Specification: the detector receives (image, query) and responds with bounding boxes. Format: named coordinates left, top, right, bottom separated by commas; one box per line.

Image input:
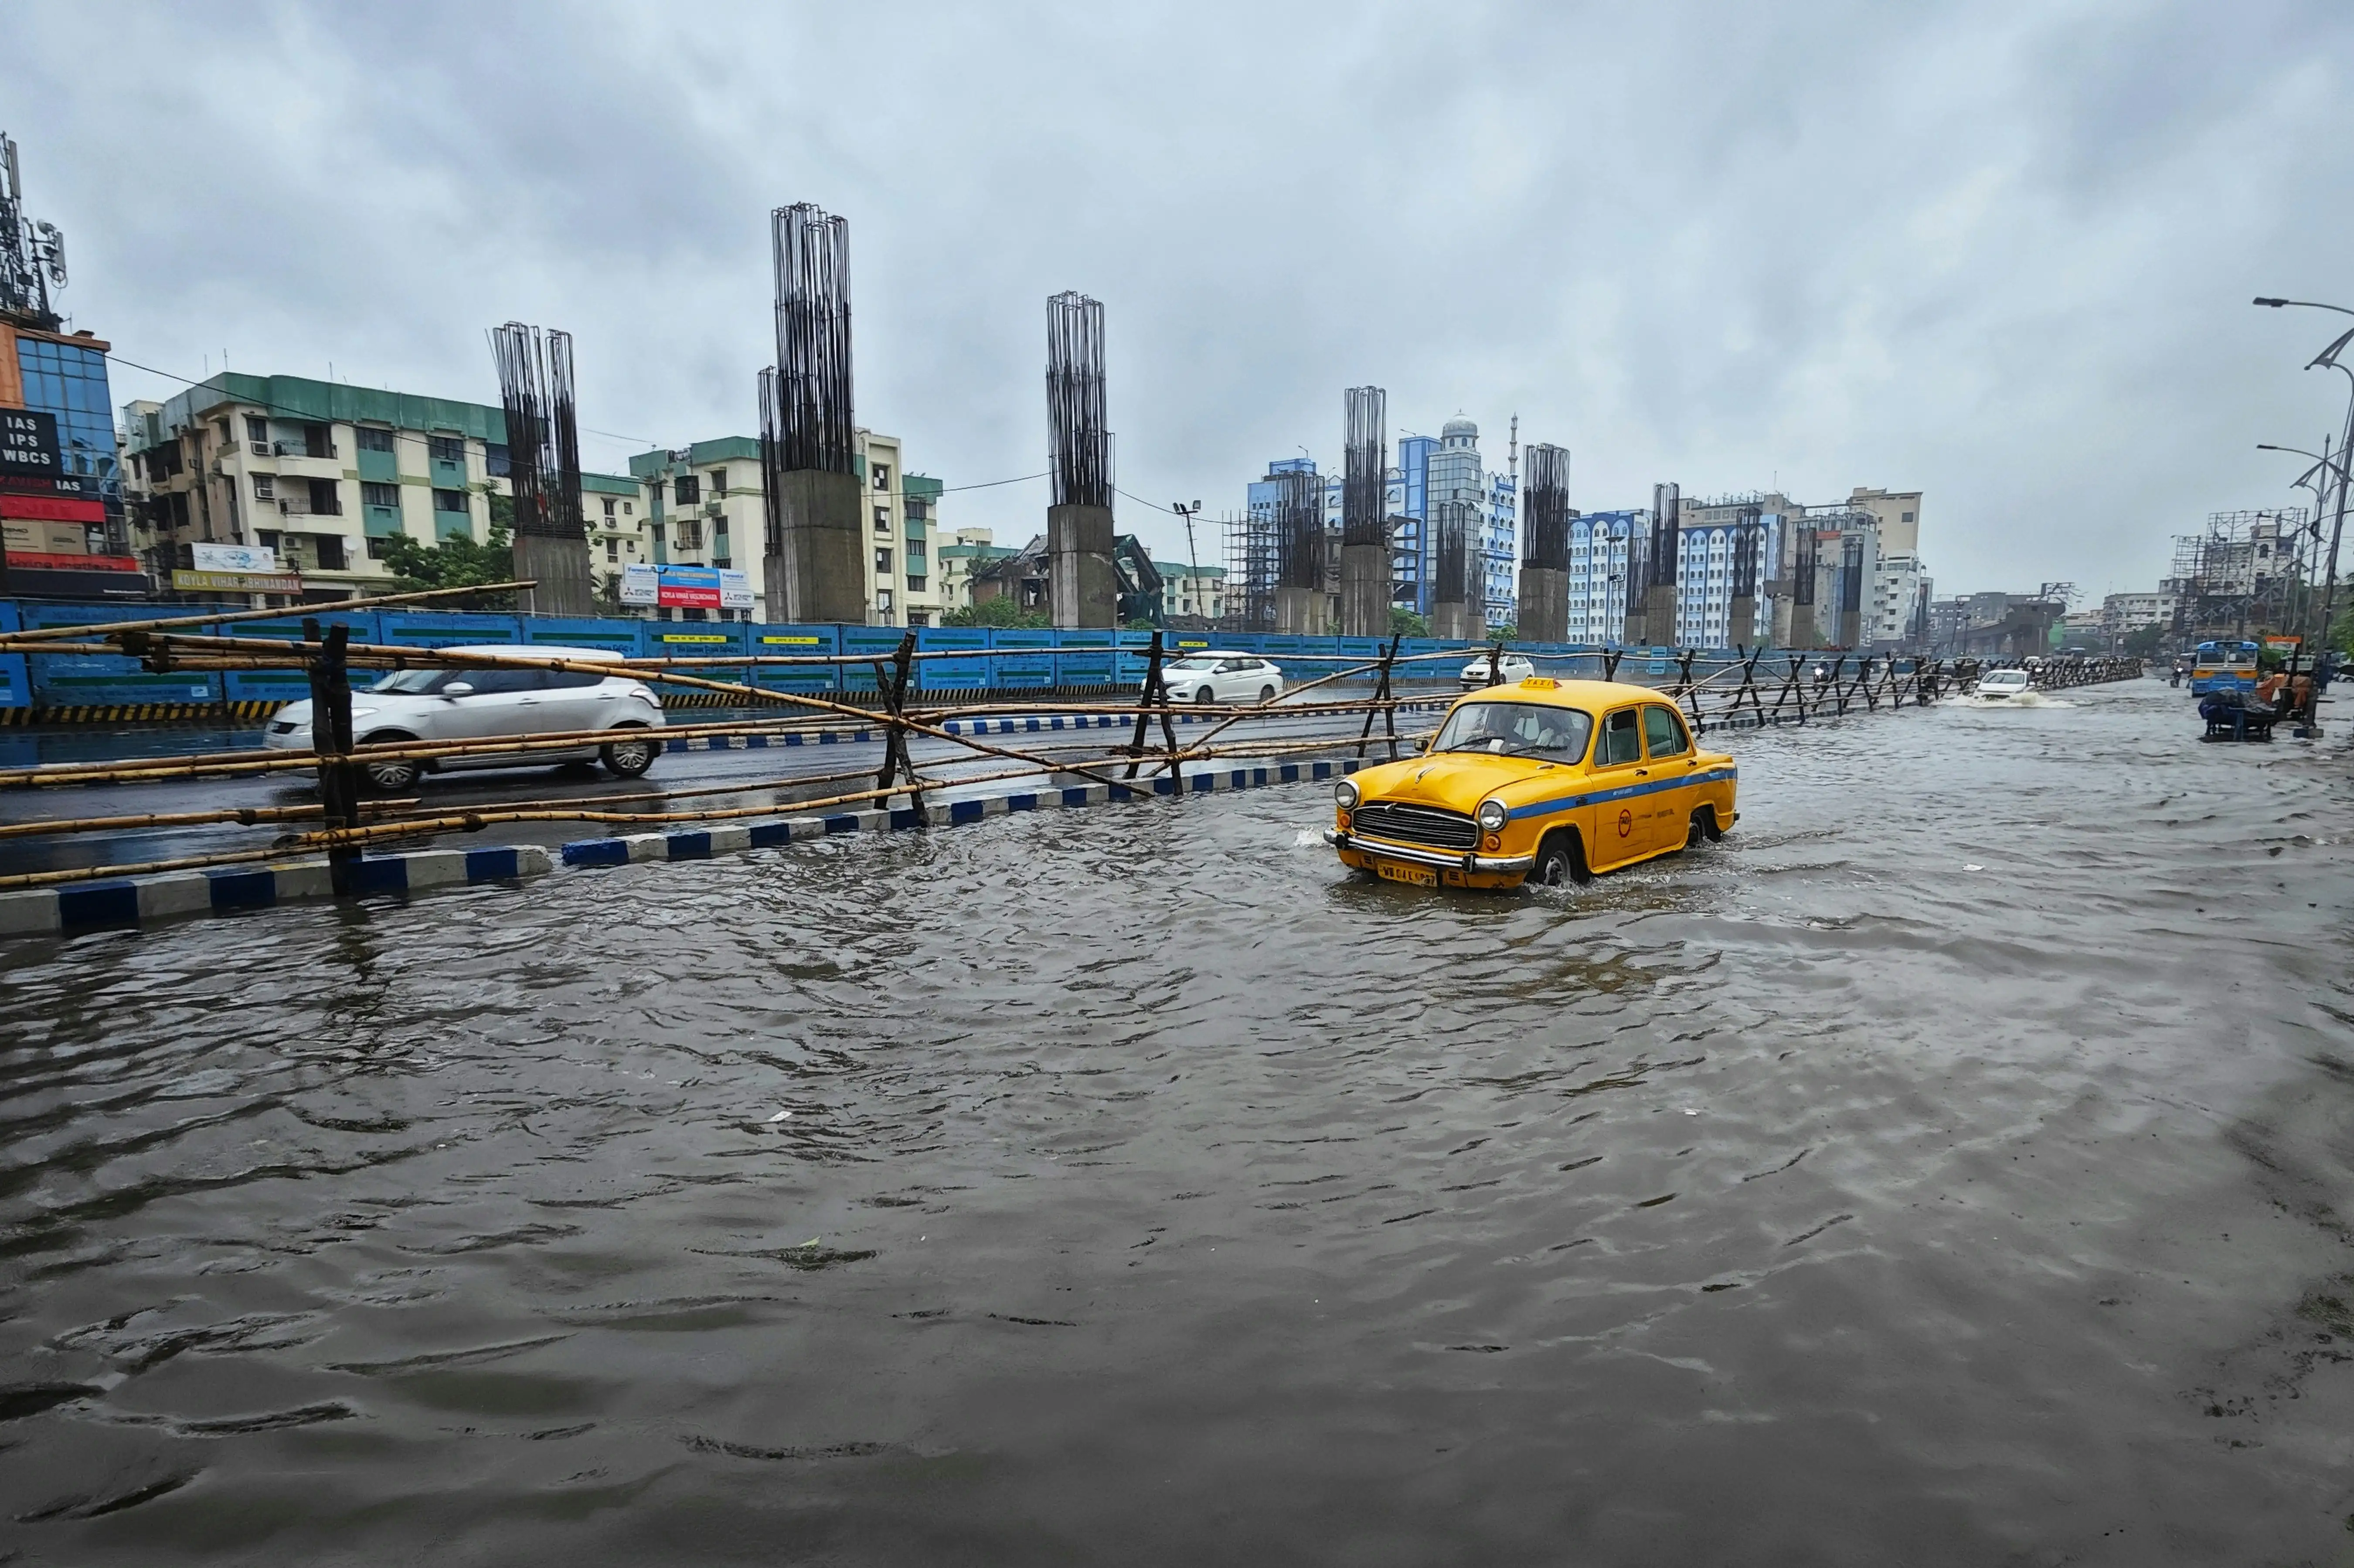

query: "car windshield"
left=1431, top=701, right=1593, bottom=760
left=1165, top=658, right=1217, bottom=672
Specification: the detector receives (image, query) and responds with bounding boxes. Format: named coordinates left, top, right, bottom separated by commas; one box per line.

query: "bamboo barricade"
left=0, top=604, right=2143, bottom=898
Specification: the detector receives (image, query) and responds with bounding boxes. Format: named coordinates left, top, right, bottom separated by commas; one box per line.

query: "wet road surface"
left=1, top=690, right=1433, bottom=879
left=2, top=677, right=2351, bottom=1564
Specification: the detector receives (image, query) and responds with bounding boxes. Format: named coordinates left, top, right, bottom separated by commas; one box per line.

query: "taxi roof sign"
left=1519, top=676, right=1559, bottom=689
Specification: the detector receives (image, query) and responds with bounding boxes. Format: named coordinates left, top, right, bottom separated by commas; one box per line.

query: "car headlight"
left=1334, top=779, right=1359, bottom=809
left=1476, top=799, right=1508, bottom=833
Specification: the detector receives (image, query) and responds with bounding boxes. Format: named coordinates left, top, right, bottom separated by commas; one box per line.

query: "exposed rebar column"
left=1431, top=501, right=1483, bottom=642
left=1837, top=534, right=1866, bottom=650
left=1727, top=503, right=1762, bottom=647
left=1517, top=442, right=1570, bottom=643
left=761, top=203, right=865, bottom=624
left=1780, top=514, right=1821, bottom=649
left=491, top=321, right=595, bottom=618
left=1272, top=467, right=1329, bottom=635
left=1338, top=385, right=1389, bottom=636
left=1628, top=481, right=1680, bottom=646
left=1046, top=291, right=1116, bottom=629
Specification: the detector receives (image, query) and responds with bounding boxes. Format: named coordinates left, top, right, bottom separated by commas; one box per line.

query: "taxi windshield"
left=1431, top=701, right=1593, bottom=761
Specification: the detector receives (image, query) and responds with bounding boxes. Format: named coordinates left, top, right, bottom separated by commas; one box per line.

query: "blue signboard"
left=0, top=601, right=24, bottom=711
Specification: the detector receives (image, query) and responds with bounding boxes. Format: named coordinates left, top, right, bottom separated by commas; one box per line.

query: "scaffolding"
left=2167, top=508, right=2309, bottom=641
left=1223, top=505, right=1277, bottom=631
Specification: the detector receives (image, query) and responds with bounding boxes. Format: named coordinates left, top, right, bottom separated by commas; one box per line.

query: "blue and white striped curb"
left=664, top=728, right=877, bottom=753
left=0, top=844, right=554, bottom=938
left=939, top=702, right=1451, bottom=737
left=559, top=757, right=1364, bottom=870
left=0, top=754, right=1373, bottom=941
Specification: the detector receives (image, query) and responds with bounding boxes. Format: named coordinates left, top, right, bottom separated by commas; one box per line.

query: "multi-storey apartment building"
left=629, top=430, right=935, bottom=624
left=121, top=373, right=636, bottom=605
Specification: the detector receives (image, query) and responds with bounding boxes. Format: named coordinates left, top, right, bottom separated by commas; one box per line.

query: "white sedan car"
left=1155, top=652, right=1286, bottom=705
left=263, top=644, right=666, bottom=791
left=1459, top=653, right=1538, bottom=690
left=1976, top=667, right=2034, bottom=700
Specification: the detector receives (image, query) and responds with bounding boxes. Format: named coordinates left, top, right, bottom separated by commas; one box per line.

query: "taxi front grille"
left=1350, top=801, right=1478, bottom=851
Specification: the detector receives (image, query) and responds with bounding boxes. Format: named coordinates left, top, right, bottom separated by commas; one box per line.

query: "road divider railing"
left=0, top=582, right=2141, bottom=923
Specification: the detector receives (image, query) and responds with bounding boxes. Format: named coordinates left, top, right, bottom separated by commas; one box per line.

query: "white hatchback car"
left=1156, top=653, right=1286, bottom=705
left=1459, top=653, right=1538, bottom=690
left=262, top=644, right=667, bottom=791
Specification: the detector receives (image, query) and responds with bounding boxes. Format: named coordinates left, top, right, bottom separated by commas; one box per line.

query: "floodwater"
left=3, top=678, right=2351, bottom=1565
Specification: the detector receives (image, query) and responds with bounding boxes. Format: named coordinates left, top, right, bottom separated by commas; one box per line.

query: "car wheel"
left=356, top=732, right=422, bottom=793
left=1258, top=685, right=1275, bottom=704
left=1195, top=687, right=1214, bottom=704
left=1532, top=830, right=1591, bottom=888
left=600, top=725, right=658, bottom=778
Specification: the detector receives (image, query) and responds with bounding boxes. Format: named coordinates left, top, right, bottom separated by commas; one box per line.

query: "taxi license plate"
left=1376, top=860, right=1437, bottom=888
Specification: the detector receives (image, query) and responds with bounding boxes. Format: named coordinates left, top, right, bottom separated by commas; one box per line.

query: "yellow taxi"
left=1325, top=677, right=1737, bottom=890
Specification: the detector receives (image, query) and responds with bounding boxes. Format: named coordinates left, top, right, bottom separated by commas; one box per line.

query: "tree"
left=593, top=569, right=627, bottom=616
left=1388, top=606, right=1429, bottom=638
left=943, top=596, right=1052, bottom=629
left=374, top=521, right=517, bottom=608
left=2122, top=622, right=2164, bottom=659
left=1490, top=622, right=1519, bottom=643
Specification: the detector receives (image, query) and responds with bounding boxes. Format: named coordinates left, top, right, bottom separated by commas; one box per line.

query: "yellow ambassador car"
left=1326, top=678, right=1738, bottom=890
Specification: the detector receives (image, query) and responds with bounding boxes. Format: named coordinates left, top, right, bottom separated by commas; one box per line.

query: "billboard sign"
left=620, top=563, right=753, bottom=610
left=0, top=411, right=61, bottom=478
left=172, top=568, right=305, bottom=594
left=192, top=543, right=281, bottom=573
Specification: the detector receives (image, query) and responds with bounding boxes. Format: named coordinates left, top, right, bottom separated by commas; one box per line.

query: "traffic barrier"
left=0, top=843, right=554, bottom=937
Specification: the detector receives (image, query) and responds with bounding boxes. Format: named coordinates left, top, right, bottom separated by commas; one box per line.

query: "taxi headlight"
left=1334, top=779, right=1359, bottom=809
left=1476, top=799, right=1508, bottom=833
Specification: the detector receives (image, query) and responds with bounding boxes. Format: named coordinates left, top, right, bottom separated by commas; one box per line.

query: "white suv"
left=1156, top=653, right=1286, bottom=705
left=262, top=644, right=666, bottom=791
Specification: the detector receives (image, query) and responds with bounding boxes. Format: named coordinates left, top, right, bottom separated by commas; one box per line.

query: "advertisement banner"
left=621, top=563, right=753, bottom=609
left=0, top=410, right=61, bottom=478
left=192, top=543, right=281, bottom=573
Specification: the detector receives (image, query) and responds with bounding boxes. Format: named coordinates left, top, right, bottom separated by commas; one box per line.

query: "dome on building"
left=1441, top=415, right=1478, bottom=443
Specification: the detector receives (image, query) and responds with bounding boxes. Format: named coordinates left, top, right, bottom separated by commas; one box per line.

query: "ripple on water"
left=0, top=682, right=2351, bottom=1563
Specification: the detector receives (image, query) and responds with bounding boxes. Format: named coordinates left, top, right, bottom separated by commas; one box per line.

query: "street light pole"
left=2253, top=298, right=2354, bottom=662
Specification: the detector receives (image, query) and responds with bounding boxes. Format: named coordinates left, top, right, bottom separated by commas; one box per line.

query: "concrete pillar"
left=1431, top=601, right=1484, bottom=643
left=766, top=469, right=866, bottom=624
left=1048, top=503, right=1117, bottom=629
left=1726, top=595, right=1757, bottom=650
left=1338, top=543, right=1389, bottom=637
left=1640, top=583, right=1678, bottom=648
left=512, top=534, right=596, bottom=619
left=1274, top=585, right=1330, bottom=636
left=1516, top=566, right=1567, bottom=643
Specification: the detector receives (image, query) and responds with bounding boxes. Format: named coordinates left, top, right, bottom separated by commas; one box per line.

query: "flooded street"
left=3, top=679, right=2351, bottom=1564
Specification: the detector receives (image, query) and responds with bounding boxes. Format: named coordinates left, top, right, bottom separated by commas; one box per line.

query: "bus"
left=2189, top=639, right=2259, bottom=696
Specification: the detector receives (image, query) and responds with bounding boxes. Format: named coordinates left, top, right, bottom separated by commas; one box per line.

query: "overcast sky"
left=13, top=0, right=2354, bottom=598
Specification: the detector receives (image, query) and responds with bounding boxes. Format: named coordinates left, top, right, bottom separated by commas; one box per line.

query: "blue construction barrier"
left=1052, top=628, right=1119, bottom=688
left=747, top=624, right=840, bottom=696
left=0, top=602, right=24, bottom=712
left=223, top=609, right=380, bottom=705
left=837, top=626, right=908, bottom=694
left=372, top=610, right=524, bottom=651
left=20, top=603, right=225, bottom=710
left=916, top=626, right=990, bottom=690
left=990, top=629, right=1056, bottom=690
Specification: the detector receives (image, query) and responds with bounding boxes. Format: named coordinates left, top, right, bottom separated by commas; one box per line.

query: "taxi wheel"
left=1532, top=830, right=1591, bottom=888
left=1687, top=806, right=1722, bottom=847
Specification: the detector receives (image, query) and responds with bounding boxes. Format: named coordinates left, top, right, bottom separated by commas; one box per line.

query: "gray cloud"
left=13, top=0, right=2354, bottom=597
